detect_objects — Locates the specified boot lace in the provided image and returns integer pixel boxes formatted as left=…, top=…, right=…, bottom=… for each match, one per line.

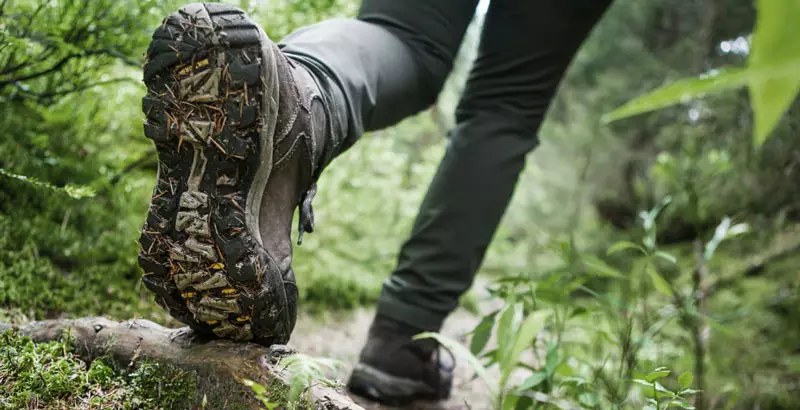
left=296, top=182, right=317, bottom=245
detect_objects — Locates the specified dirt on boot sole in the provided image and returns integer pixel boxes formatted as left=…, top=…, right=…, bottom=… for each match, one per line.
left=138, top=3, right=296, bottom=346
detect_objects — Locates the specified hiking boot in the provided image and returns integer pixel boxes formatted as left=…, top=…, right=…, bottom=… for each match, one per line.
left=137, top=3, right=340, bottom=345
left=347, top=315, right=454, bottom=405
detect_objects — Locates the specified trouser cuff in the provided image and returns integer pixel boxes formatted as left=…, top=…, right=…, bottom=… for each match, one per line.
left=375, top=291, right=446, bottom=332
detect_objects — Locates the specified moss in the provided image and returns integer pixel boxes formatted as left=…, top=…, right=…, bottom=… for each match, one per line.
left=266, top=377, right=291, bottom=406
left=0, top=330, right=204, bottom=410
left=126, top=359, right=198, bottom=409
left=264, top=377, right=313, bottom=410
left=0, top=330, right=127, bottom=409
left=0, top=330, right=87, bottom=406
left=0, top=186, right=176, bottom=325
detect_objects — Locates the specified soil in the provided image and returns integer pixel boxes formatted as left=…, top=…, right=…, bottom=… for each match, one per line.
left=288, top=284, right=502, bottom=410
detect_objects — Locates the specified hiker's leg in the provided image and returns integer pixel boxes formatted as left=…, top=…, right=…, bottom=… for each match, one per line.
left=377, top=0, right=614, bottom=331
left=138, top=1, right=478, bottom=344
left=278, top=0, right=479, bottom=169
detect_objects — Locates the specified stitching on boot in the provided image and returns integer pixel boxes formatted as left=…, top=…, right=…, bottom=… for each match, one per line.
left=273, top=131, right=306, bottom=170
left=273, top=67, right=301, bottom=144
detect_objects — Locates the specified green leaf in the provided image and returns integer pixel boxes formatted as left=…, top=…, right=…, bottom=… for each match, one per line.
left=501, top=395, right=519, bottom=410
left=414, top=332, right=495, bottom=397
left=500, top=310, right=552, bottom=391
left=556, top=362, right=574, bottom=378
left=502, top=394, right=536, bottom=410
left=647, top=265, right=674, bottom=297
left=654, top=251, right=678, bottom=265
left=481, top=347, right=499, bottom=361
left=514, top=372, right=547, bottom=392
left=607, top=241, right=646, bottom=256
left=496, top=302, right=521, bottom=364
left=645, top=369, right=671, bottom=383
left=726, top=223, right=750, bottom=238
left=705, top=217, right=731, bottom=261
left=514, top=395, right=534, bottom=410
left=278, top=354, right=344, bottom=409
left=533, top=277, right=572, bottom=305
left=545, top=343, right=559, bottom=377
left=602, top=57, right=800, bottom=126
left=643, top=235, right=656, bottom=253
left=569, top=306, right=588, bottom=319
left=633, top=379, right=676, bottom=398
left=668, top=400, right=696, bottom=410
left=241, top=379, right=266, bottom=396
left=602, top=68, right=750, bottom=123
left=554, top=240, right=574, bottom=263
left=678, top=371, right=694, bottom=389
left=749, top=0, right=800, bottom=145
left=581, top=255, right=625, bottom=278
left=560, top=376, right=588, bottom=387
left=705, top=217, right=749, bottom=261
left=470, top=312, right=496, bottom=356
left=579, top=391, right=600, bottom=407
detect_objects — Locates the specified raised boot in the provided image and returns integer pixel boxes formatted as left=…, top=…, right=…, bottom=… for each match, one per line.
left=137, top=3, right=340, bottom=345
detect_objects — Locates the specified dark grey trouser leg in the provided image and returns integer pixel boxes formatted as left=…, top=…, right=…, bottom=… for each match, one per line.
left=377, top=0, right=613, bottom=331
left=277, top=1, right=478, bottom=169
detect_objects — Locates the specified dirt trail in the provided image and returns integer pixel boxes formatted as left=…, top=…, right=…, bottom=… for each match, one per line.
left=289, top=304, right=496, bottom=410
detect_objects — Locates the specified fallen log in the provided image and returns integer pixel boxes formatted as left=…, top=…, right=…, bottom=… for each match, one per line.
left=0, top=317, right=364, bottom=410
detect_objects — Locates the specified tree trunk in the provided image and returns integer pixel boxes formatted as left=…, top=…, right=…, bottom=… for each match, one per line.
left=0, top=317, right=364, bottom=410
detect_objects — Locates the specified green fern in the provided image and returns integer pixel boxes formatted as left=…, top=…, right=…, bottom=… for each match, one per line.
left=0, top=168, right=95, bottom=199
left=242, top=354, right=343, bottom=410
left=281, top=354, right=344, bottom=409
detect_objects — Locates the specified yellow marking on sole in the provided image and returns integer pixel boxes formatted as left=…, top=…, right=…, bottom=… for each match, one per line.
left=206, top=320, right=218, bottom=325
left=221, top=288, right=238, bottom=296
left=210, top=262, right=225, bottom=270
left=181, top=291, right=196, bottom=299
left=177, top=59, right=209, bottom=76
left=235, top=316, right=250, bottom=322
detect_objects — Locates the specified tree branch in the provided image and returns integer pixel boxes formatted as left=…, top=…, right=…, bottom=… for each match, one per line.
left=0, top=52, right=87, bottom=85
left=9, top=77, right=136, bottom=103
left=1, top=46, right=140, bottom=83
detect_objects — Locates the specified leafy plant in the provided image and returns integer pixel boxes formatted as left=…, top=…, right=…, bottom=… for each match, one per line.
left=243, top=353, right=344, bottom=410
left=635, top=367, right=698, bottom=410
left=282, top=353, right=344, bottom=408
left=427, top=196, right=741, bottom=409
left=418, top=306, right=552, bottom=409
left=604, top=0, right=800, bottom=146
left=242, top=379, right=281, bottom=410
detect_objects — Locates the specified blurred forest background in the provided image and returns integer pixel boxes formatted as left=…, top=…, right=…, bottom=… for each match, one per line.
left=1, top=0, right=798, bottom=409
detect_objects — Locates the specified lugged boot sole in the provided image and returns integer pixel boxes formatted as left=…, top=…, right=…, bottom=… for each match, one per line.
left=138, top=3, right=296, bottom=345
